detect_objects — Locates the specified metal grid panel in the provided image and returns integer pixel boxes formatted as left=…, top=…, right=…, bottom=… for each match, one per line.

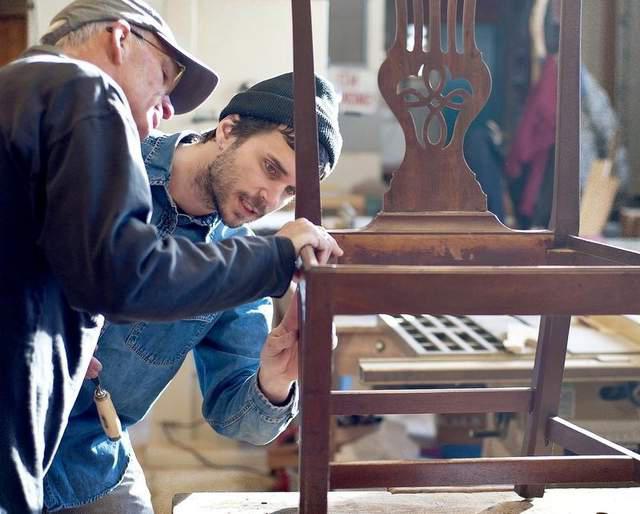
left=380, top=314, right=505, bottom=354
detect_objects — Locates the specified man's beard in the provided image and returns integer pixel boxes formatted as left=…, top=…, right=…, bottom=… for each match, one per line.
left=193, top=145, right=265, bottom=227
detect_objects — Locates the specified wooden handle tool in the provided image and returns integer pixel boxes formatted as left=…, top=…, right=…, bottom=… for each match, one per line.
left=92, top=377, right=122, bottom=441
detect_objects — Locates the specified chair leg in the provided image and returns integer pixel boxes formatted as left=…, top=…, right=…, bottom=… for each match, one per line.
left=298, top=283, right=333, bottom=513
left=515, top=315, right=571, bottom=498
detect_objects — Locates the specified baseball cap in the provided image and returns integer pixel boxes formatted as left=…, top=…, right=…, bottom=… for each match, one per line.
left=41, top=0, right=218, bottom=115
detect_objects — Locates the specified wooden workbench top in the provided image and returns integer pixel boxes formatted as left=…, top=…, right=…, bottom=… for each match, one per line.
left=172, top=487, right=640, bottom=513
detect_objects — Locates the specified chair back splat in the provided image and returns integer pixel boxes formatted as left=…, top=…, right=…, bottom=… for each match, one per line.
left=380, top=0, right=490, bottom=214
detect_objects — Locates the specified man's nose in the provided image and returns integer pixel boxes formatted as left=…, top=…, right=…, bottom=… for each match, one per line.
left=161, top=95, right=175, bottom=120
left=257, top=188, right=278, bottom=214
left=261, top=187, right=287, bottom=213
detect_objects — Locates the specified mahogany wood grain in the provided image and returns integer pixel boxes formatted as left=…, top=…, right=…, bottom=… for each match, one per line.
left=298, top=275, right=333, bottom=513
left=304, top=266, right=640, bottom=315
left=331, top=231, right=554, bottom=265
left=292, top=0, right=321, bottom=225
left=514, top=316, right=571, bottom=498
left=331, top=232, right=640, bottom=266
left=569, top=236, right=640, bottom=265
left=549, top=417, right=640, bottom=462
left=550, top=0, right=581, bottom=244
left=329, top=456, right=635, bottom=489
left=548, top=418, right=640, bottom=482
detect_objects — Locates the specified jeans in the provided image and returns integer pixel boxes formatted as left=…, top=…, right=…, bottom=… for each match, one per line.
left=52, top=452, right=153, bottom=514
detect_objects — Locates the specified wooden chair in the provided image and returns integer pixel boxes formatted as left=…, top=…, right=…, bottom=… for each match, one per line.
left=291, top=1, right=640, bottom=512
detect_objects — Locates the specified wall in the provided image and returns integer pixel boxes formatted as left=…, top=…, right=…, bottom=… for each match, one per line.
left=581, top=0, right=606, bottom=84
left=31, top=0, right=329, bottom=133
left=616, top=0, right=640, bottom=195
left=160, top=0, right=330, bottom=133
left=579, top=0, right=640, bottom=197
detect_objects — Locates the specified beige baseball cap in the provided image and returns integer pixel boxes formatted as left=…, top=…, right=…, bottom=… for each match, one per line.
left=41, top=0, right=219, bottom=115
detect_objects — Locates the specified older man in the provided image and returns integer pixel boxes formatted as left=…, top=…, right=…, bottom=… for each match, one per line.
left=0, top=0, right=340, bottom=511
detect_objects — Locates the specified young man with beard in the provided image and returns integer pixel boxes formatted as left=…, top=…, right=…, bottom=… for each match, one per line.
left=43, top=73, right=343, bottom=514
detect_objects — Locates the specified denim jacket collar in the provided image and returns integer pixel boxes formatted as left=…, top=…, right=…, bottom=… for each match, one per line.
left=142, top=130, right=219, bottom=228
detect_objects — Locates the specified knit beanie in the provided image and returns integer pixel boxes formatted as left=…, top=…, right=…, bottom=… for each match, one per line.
left=219, top=73, right=342, bottom=176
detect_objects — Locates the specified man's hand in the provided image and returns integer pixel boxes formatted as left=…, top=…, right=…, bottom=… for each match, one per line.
left=85, top=356, right=102, bottom=379
left=276, top=218, right=343, bottom=265
left=258, top=291, right=300, bottom=404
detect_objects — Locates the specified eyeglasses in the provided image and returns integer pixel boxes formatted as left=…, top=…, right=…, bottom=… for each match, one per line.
left=107, top=26, right=186, bottom=94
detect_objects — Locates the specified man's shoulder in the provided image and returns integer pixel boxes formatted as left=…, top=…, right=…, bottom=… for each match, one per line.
left=7, top=48, right=109, bottom=87
left=1, top=47, right=127, bottom=119
left=0, top=48, right=135, bottom=151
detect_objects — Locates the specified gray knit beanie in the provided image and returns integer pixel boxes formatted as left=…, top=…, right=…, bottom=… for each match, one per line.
left=219, top=73, right=342, bottom=175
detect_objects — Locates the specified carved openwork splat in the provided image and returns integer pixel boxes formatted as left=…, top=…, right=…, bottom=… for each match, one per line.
left=379, top=0, right=491, bottom=213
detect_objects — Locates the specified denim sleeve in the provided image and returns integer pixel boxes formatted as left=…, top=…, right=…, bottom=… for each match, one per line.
left=192, top=299, right=298, bottom=445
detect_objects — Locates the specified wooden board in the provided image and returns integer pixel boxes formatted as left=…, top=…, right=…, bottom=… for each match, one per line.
left=578, top=315, right=640, bottom=343
left=173, top=488, right=640, bottom=513
left=579, top=159, right=620, bottom=238
left=567, top=325, right=640, bottom=354
left=359, top=355, right=640, bottom=385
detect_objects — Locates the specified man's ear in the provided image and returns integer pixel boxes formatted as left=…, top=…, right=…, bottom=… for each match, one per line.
left=105, top=19, right=132, bottom=66
left=216, top=115, right=240, bottom=151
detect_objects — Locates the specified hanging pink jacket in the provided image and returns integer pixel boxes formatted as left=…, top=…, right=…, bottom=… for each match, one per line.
left=505, top=55, right=558, bottom=218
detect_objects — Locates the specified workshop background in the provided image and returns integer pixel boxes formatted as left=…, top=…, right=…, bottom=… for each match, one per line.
left=3, top=1, right=640, bottom=513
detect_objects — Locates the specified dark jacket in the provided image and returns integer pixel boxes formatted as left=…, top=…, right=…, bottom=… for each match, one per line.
left=0, top=46, right=294, bottom=514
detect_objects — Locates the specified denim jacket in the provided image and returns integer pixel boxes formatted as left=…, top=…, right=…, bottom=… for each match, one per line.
left=43, top=131, right=299, bottom=511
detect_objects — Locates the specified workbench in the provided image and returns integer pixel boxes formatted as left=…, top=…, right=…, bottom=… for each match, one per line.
left=263, top=313, right=640, bottom=475
left=332, top=313, right=640, bottom=454
left=172, top=488, right=640, bottom=513
left=336, top=314, right=640, bottom=387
